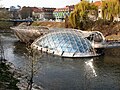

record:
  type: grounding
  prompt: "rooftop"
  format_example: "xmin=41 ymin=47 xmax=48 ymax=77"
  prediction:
xmin=93 ymin=1 xmax=102 ymax=7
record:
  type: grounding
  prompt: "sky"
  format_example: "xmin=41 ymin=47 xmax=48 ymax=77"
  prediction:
xmin=0 ymin=0 xmax=99 ymax=8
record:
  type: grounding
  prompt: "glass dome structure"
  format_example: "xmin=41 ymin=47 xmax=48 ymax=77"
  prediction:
xmin=31 ymin=29 xmax=100 ymax=57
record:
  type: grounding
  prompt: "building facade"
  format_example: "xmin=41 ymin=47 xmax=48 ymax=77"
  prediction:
xmin=93 ymin=0 xmax=120 ymax=21
xmin=32 ymin=7 xmax=55 ymax=21
xmin=53 ymin=5 xmax=74 ymax=21
xmin=93 ymin=1 xmax=102 ymax=19
xmin=20 ymin=5 xmax=74 ymax=21
xmin=9 ymin=6 xmax=21 ymax=19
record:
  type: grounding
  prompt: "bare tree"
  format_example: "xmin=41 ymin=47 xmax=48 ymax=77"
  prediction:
xmin=24 ymin=44 xmax=42 ymax=90
xmin=0 ymin=35 xmax=5 ymax=63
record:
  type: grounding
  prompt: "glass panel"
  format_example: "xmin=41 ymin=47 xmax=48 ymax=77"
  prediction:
xmin=56 ymin=47 xmax=62 ymax=52
xmin=54 ymin=43 xmax=59 ymax=48
xmin=70 ymin=48 xmax=76 ymax=53
xmin=35 ymin=30 xmax=94 ymax=55
xmin=59 ymin=40 xmax=66 ymax=47
xmin=67 ymin=47 xmax=72 ymax=52
xmin=49 ymin=41 xmax=55 ymax=48
xmin=61 ymin=47 xmax=66 ymax=52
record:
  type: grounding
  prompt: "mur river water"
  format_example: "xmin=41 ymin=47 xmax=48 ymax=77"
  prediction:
xmin=1 ymin=31 xmax=120 ymax=90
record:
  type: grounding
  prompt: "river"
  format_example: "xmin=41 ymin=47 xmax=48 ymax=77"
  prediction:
xmin=1 ymin=32 xmax=120 ymax=90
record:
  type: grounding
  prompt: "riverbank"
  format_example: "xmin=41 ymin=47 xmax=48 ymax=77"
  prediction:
xmin=0 ymin=21 xmax=13 ymax=30
xmin=31 ymin=21 xmax=120 ymax=41
xmin=0 ymin=59 xmax=43 ymax=90
xmin=0 ymin=60 xmax=19 ymax=90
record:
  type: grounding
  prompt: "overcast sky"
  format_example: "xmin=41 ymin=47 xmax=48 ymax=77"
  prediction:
xmin=0 ymin=0 xmax=99 ymax=8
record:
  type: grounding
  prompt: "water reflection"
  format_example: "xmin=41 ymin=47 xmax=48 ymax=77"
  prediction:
xmin=85 ymin=59 xmax=97 ymax=77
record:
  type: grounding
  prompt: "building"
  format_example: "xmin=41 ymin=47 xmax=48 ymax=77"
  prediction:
xmin=32 ymin=7 xmax=55 ymax=21
xmin=93 ymin=0 xmax=120 ymax=21
xmin=53 ymin=5 xmax=74 ymax=21
xmin=32 ymin=7 xmax=42 ymax=20
xmin=93 ymin=1 xmax=102 ymax=19
xmin=9 ymin=6 xmax=21 ymax=19
xmin=21 ymin=5 xmax=74 ymax=21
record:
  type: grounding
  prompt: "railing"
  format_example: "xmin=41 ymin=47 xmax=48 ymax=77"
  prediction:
xmin=94 ymin=41 xmax=120 ymax=48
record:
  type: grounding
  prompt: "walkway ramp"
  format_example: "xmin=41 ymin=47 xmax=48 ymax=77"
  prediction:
xmin=94 ymin=41 xmax=120 ymax=48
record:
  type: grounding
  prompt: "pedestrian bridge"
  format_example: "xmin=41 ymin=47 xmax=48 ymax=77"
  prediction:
xmin=94 ymin=41 xmax=120 ymax=49
xmin=0 ymin=19 xmax=33 ymax=26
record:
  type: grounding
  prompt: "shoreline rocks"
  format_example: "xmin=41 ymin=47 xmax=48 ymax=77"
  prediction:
xmin=1 ymin=60 xmax=43 ymax=90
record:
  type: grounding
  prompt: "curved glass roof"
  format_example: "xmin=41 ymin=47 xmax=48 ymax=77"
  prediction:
xmin=32 ymin=30 xmax=98 ymax=57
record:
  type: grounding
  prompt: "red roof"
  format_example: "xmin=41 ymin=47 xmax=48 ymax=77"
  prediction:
xmin=32 ymin=7 xmax=55 ymax=12
xmin=93 ymin=1 xmax=102 ymax=7
xmin=32 ymin=7 xmax=43 ymax=12
xmin=54 ymin=5 xmax=74 ymax=12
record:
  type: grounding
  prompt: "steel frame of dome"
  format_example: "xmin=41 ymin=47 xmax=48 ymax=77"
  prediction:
xmin=31 ymin=29 xmax=105 ymax=57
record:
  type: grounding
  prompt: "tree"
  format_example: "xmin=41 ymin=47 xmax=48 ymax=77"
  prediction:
xmin=0 ymin=8 xmax=10 ymax=19
xmin=0 ymin=35 xmax=5 ymax=63
xmin=75 ymin=0 xmax=90 ymax=20
xmin=24 ymin=44 xmax=42 ymax=90
xmin=69 ymin=0 xmax=98 ymax=29
xmin=101 ymin=0 xmax=120 ymax=21
xmin=69 ymin=10 xmax=80 ymax=29
xmin=20 ymin=6 xmax=32 ymax=19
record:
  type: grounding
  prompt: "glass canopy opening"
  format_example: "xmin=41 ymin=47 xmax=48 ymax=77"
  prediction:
xmin=31 ymin=29 xmax=102 ymax=57
xmin=86 ymin=31 xmax=105 ymax=43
